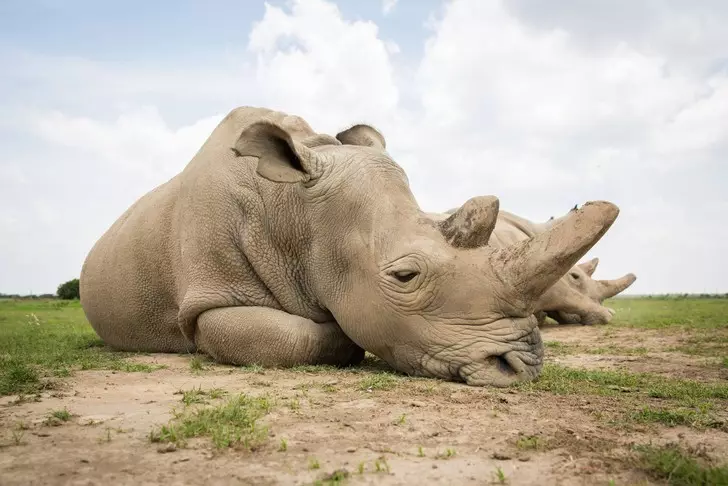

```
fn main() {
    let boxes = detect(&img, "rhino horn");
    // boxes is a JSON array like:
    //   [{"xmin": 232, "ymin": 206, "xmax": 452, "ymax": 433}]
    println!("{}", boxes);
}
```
[
  {"xmin": 335, "ymin": 124, "xmax": 387, "ymax": 150},
  {"xmin": 438, "ymin": 196, "xmax": 499, "ymax": 249},
  {"xmin": 578, "ymin": 257, "xmax": 600, "ymax": 276},
  {"xmin": 496, "ymin": 201, "xmax": 619, "ymax": 303},
  {"xmin": 598, "ymin": 273, "xmax": 637, "ymax": 299}
]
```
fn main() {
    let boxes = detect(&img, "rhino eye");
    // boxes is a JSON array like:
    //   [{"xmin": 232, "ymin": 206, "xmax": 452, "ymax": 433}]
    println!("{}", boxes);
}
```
[
  {"xmin": 392, "ymin": 270, "xmax": 419, "ymax": 283},
  {"xmin": 570, "ymin": 272, "xmax": 580, "ymax": 280}
]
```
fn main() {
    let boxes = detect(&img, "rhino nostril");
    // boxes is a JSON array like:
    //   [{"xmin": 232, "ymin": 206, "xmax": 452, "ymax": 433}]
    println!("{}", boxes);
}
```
[{"xmin": 486, "ymin": 355, "xmax": 516, "ymax": 376}]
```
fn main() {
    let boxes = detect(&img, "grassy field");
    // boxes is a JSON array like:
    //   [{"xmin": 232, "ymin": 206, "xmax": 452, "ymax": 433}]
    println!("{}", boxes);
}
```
[
  {"xmin": 0, "ymin": 299, "xmax": 162, "ymax": 396},
  {"xmin": 1, "ymin": 296, "xmax": 727, "ymax": 485}
]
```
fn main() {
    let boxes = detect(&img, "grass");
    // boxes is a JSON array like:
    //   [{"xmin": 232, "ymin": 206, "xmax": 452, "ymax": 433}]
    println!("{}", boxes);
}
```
[
  {"xmin": 50, "ymin": 408, "xmax": 72, "ymax": 422},
  {"xmin": 668, "ymin": 333, "xmax": 728, "ymax": 358},
  {"xmin": 309, "ymin": 458, "xmax": 321, "ymax": 470},
  {"xmin": 634, "ymin": 443, "xmax": 728, "ymax": 485},
  {"xmin": 606, "ymin": 297, "xmax": 728, "ymax": 330},
  {"xmin": 519, "ymin": 364, "xmax": 728, "ymax": 401},
  {"xmin": 358, "ymin": 373, "xmax": 399, "ymax": 391},
  {"xmin": 544, "ymin": 341, "xmax": 648, "ymax": 356},
  {"xmin": 517, "ymin": 364, "xmax": 728, "ymax": 430},
  {"xmin": 493, "ymin": 466, "xmax": 507, "ymax": 484},
  {"xmin": 177, "ymin": 386, "xmax": 227, "ymax": 406},
  {"xmin": 150, "ymin": 392, "xmax": 272, "ymax": 449},
  {"xmin": 0, "ymin": 299, "xmax": 164, "ymax": 396},
  {"xmin": 516, "ymin": 435, "xmax": 546, "ymax": 450},
  {"xmin": 628, "ymin": 406, "xmax": 718, "ymax": 429}
]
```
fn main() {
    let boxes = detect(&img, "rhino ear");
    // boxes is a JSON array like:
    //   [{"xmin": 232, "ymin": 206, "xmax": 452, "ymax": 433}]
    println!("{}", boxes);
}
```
[
  {"xmin": 233, "ymin": 121, "xmax": 322, "ymax": 183},
  {"xmin": 438, "ymin": 196, "xmax": 499, "ymax": 248},
  {"xmin": 578, "ymin": 257, "xmax": 599, "ymax": 276},
  {"xmin": 335, "ymin": 124, "xmax": 387, "ymax": 150}
]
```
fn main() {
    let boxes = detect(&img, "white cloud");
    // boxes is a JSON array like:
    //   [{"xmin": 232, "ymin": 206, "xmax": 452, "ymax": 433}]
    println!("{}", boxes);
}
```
[
  {"xmin": 382, "ymin": 0, "xmax": 398, "ymax": 15},
  {"xmin": 248, "ymin": 0, "xmax": 400, "ymax": 132},
  {"xmin": 2, "ymin": 0, "xmax": 727, "ymax": 295}
]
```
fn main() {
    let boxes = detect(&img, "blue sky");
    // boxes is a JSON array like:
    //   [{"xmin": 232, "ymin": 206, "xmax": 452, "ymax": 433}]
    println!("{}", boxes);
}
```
[{"xmin": 2, "ymin": 0, "xmax": 728, "ymax": 295}]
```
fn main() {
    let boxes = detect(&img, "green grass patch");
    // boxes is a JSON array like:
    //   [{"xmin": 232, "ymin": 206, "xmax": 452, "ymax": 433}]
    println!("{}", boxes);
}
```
[
  {"xmin": 0, "ymin": 299, "xmax": 165, "ymax": 396},
  {"xmin": 606, "ymin": 298, "xmax": 728, "ymax": 330},
  {"xmin": 634, "ymin": 443, "xmax": 728, "ymax": 485},
  {"xmin": 667, "ymin": 333, "xmax": 728, "ymax": 359},
  {"xmin": 50, "ymin": 408, "xmax": 72, "ymax": 422},
  {"xmin": 150, "ymin": 393, "xmax": 272, "ymax": 449},
  {"xmin": 544, "ymin": 341, "xmax": 648, "ymax": 356},
  {"xmin": 176, "ymin": 386, "xmax": 227, "ymax": 406},
  {"xmin": 518, "ymin": 364, "xmax": 728, "ymax": 430},
  {"xmin": 516, "ymin": 434, "xmax": 547, "ymax": 450},
  {"xmin": 629, "ymin": 406, "xmax": 721, "ymax": 429},
  {"xmin": 358, "ymin": 373, "xmax": 399, "ymax": 391},
  {"xmin": 290, "ymin": 364, "xmax": 339, "ymax": 373},
  {"xmin": 519, "ymin": 364, "xmax": 728, "ymax": 401}
]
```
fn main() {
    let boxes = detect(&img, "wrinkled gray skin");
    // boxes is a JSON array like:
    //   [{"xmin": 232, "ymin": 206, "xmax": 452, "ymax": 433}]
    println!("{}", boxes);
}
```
[
  {"xmin": 428, "ymin": 208, "xmax": 637, "ymax": 325},
  {"xmin": 80, "ymin": 106, "xmax": 620, "ymax": 387}
]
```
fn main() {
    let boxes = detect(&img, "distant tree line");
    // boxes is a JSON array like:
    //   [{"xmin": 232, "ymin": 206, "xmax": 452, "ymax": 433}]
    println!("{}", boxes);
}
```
[
  {"xmin": 0, "ymin": 278, "xmax": 81, "ymax": 300},
  {"xmin": 57, "ymin": 278, "xmax": 80, "ymax": 300},
  {"xmin": 612, "ymin": 293, "xmax": 728, "ymax": 300}
]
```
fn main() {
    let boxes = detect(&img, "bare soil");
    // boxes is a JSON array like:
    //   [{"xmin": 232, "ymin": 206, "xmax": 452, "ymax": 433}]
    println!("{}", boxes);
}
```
[{"xmin": 1, "ymin": 324, "xmax": 726, "ymax": 486}]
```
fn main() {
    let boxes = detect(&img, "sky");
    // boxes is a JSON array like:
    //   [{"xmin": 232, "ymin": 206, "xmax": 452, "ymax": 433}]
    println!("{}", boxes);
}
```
[{"xmin": 1, "ymin": 0, "xmax": 727, "ymax": 295}]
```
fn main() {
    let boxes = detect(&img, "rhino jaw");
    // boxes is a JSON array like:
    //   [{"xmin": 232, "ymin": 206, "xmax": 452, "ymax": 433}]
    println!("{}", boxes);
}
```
[{"xmin": 456, "ymin": 327, "xmax": 544, "ymax": 388}]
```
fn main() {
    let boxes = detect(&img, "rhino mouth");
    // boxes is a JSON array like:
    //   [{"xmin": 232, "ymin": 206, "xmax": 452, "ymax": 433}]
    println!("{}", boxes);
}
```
[
  {"xmin": 488, "ymin": 354, "xmax": 517, "ymax": 376},
  {"xmin": 456, "ymin": 330, "xmax": 544, "ymax": 388}
]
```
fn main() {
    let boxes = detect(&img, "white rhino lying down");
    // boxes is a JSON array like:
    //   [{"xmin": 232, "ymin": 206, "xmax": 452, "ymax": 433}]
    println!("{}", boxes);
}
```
[
  {"xmin": 544, "ymin": 256, "xmax": 636, "ymax": 325},
  {"xmin": 427, "ymin": 207, "xmax": 636, "ymax": 326},
  {"xmin": 80, "ymin": 106, "xmax": 620, "ymax": 387}
]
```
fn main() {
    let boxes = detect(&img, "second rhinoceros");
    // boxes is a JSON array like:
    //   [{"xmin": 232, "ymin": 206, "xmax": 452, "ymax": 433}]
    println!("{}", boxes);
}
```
[
  {"xmin": 80, "ymin": 106, "xmax": 620, "ymax": 387},
  {"xmin": 427, "ymin": 207, "xmax": 637, "ymax": 325}
]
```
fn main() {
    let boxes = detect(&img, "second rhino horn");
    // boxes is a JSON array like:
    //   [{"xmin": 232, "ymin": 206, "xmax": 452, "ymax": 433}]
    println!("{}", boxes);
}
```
[
  {"xmin": 438, "ymin": 196, "xmax": 500, "ymax": 249},
  {"xmin": 495, "ymin": 201, "xmax": 620, "ymax": 304}
]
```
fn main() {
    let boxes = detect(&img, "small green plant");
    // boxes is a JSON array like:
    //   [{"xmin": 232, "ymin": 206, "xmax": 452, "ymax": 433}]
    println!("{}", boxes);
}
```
[
  {"xmin": 279, "ymin": 438, "xmax": 288, "ymax": 452},
  {"xmin": 396, "ymin": 413, "xmax": 406, "ymax": 425},
  {"xmin": 493, "ymin": 466, "xmax": 507, "ymax": 484},
  {"xmin": 437, "ymin": 447, "xmax": 456, "ymax": 459},
  {"xmin": 12, "ymin": 423, "xmax": 27, "ymax": 445},
  {"xmin": 309, "ymin": 458, "xmax": 321, "ymax": 470},
  {"xmin": 189, "ymin": 355, "xmax": 205, "ymax": 372},
  {"xmin": 516, "ymin": 435, "xmax": 544, "ymax": 450},
  {"xmin": 323, "ymin": 469, "xmax": 349, "ymax": 483},
  {"xmin": 417, "ymin": 445, "xmax": 425, "ymax": 457},
  {"xmin": 374, "ymin": 457, "xmax": 390, "ymax": 473},
  {"xmin": 288, "ymin": 398, "xmax": 301, "ymax": 410},
  {"xmin": 51, "ymin": 408, "xmax": 72, "ymax": 422},
  {"xmin": 357, "ymin": 462, "xmax": 365, "ymax": 474}
]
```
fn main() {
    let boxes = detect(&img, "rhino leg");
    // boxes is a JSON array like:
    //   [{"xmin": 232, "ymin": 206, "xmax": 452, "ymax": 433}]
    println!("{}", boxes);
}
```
[{"xmin": 194, "ymin": 306, "xmax": 365, "ymax": 368}]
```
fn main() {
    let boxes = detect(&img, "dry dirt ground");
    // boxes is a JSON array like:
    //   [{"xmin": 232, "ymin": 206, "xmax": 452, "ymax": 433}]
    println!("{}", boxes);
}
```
[{"xmin": 1, "ymin": 324, "xmax": 726, "ymax": 486}]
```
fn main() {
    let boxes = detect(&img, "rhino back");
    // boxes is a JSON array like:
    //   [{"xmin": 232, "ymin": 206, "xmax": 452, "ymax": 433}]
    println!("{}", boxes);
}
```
[
  {"xmin": 80, "ymin": 177, "xmax": 187, "ymax": 352},
  {"xmin": 81, "ymin": 107, "xmax": 333, "ymax": 352}
]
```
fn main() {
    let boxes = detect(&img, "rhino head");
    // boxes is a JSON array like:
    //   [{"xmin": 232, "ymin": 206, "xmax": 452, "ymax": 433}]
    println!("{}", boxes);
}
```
[
  {"xmin": 544, "ymin": 257, "xmax": 637, "ymax": 325},
  {"xmin": 264, "ymin": 124, "xmax": 620, "ymax": 387}
]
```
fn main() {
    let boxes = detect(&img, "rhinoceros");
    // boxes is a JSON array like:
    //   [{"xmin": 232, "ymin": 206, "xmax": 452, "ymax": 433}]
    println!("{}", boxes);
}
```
[
  {"xmin": 426, "ymin": 207, "xmax": 636, "ymax": 325},
  {"xmin": 80, "ymin": 106, "xmax": 619, "ymax": 387}
]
